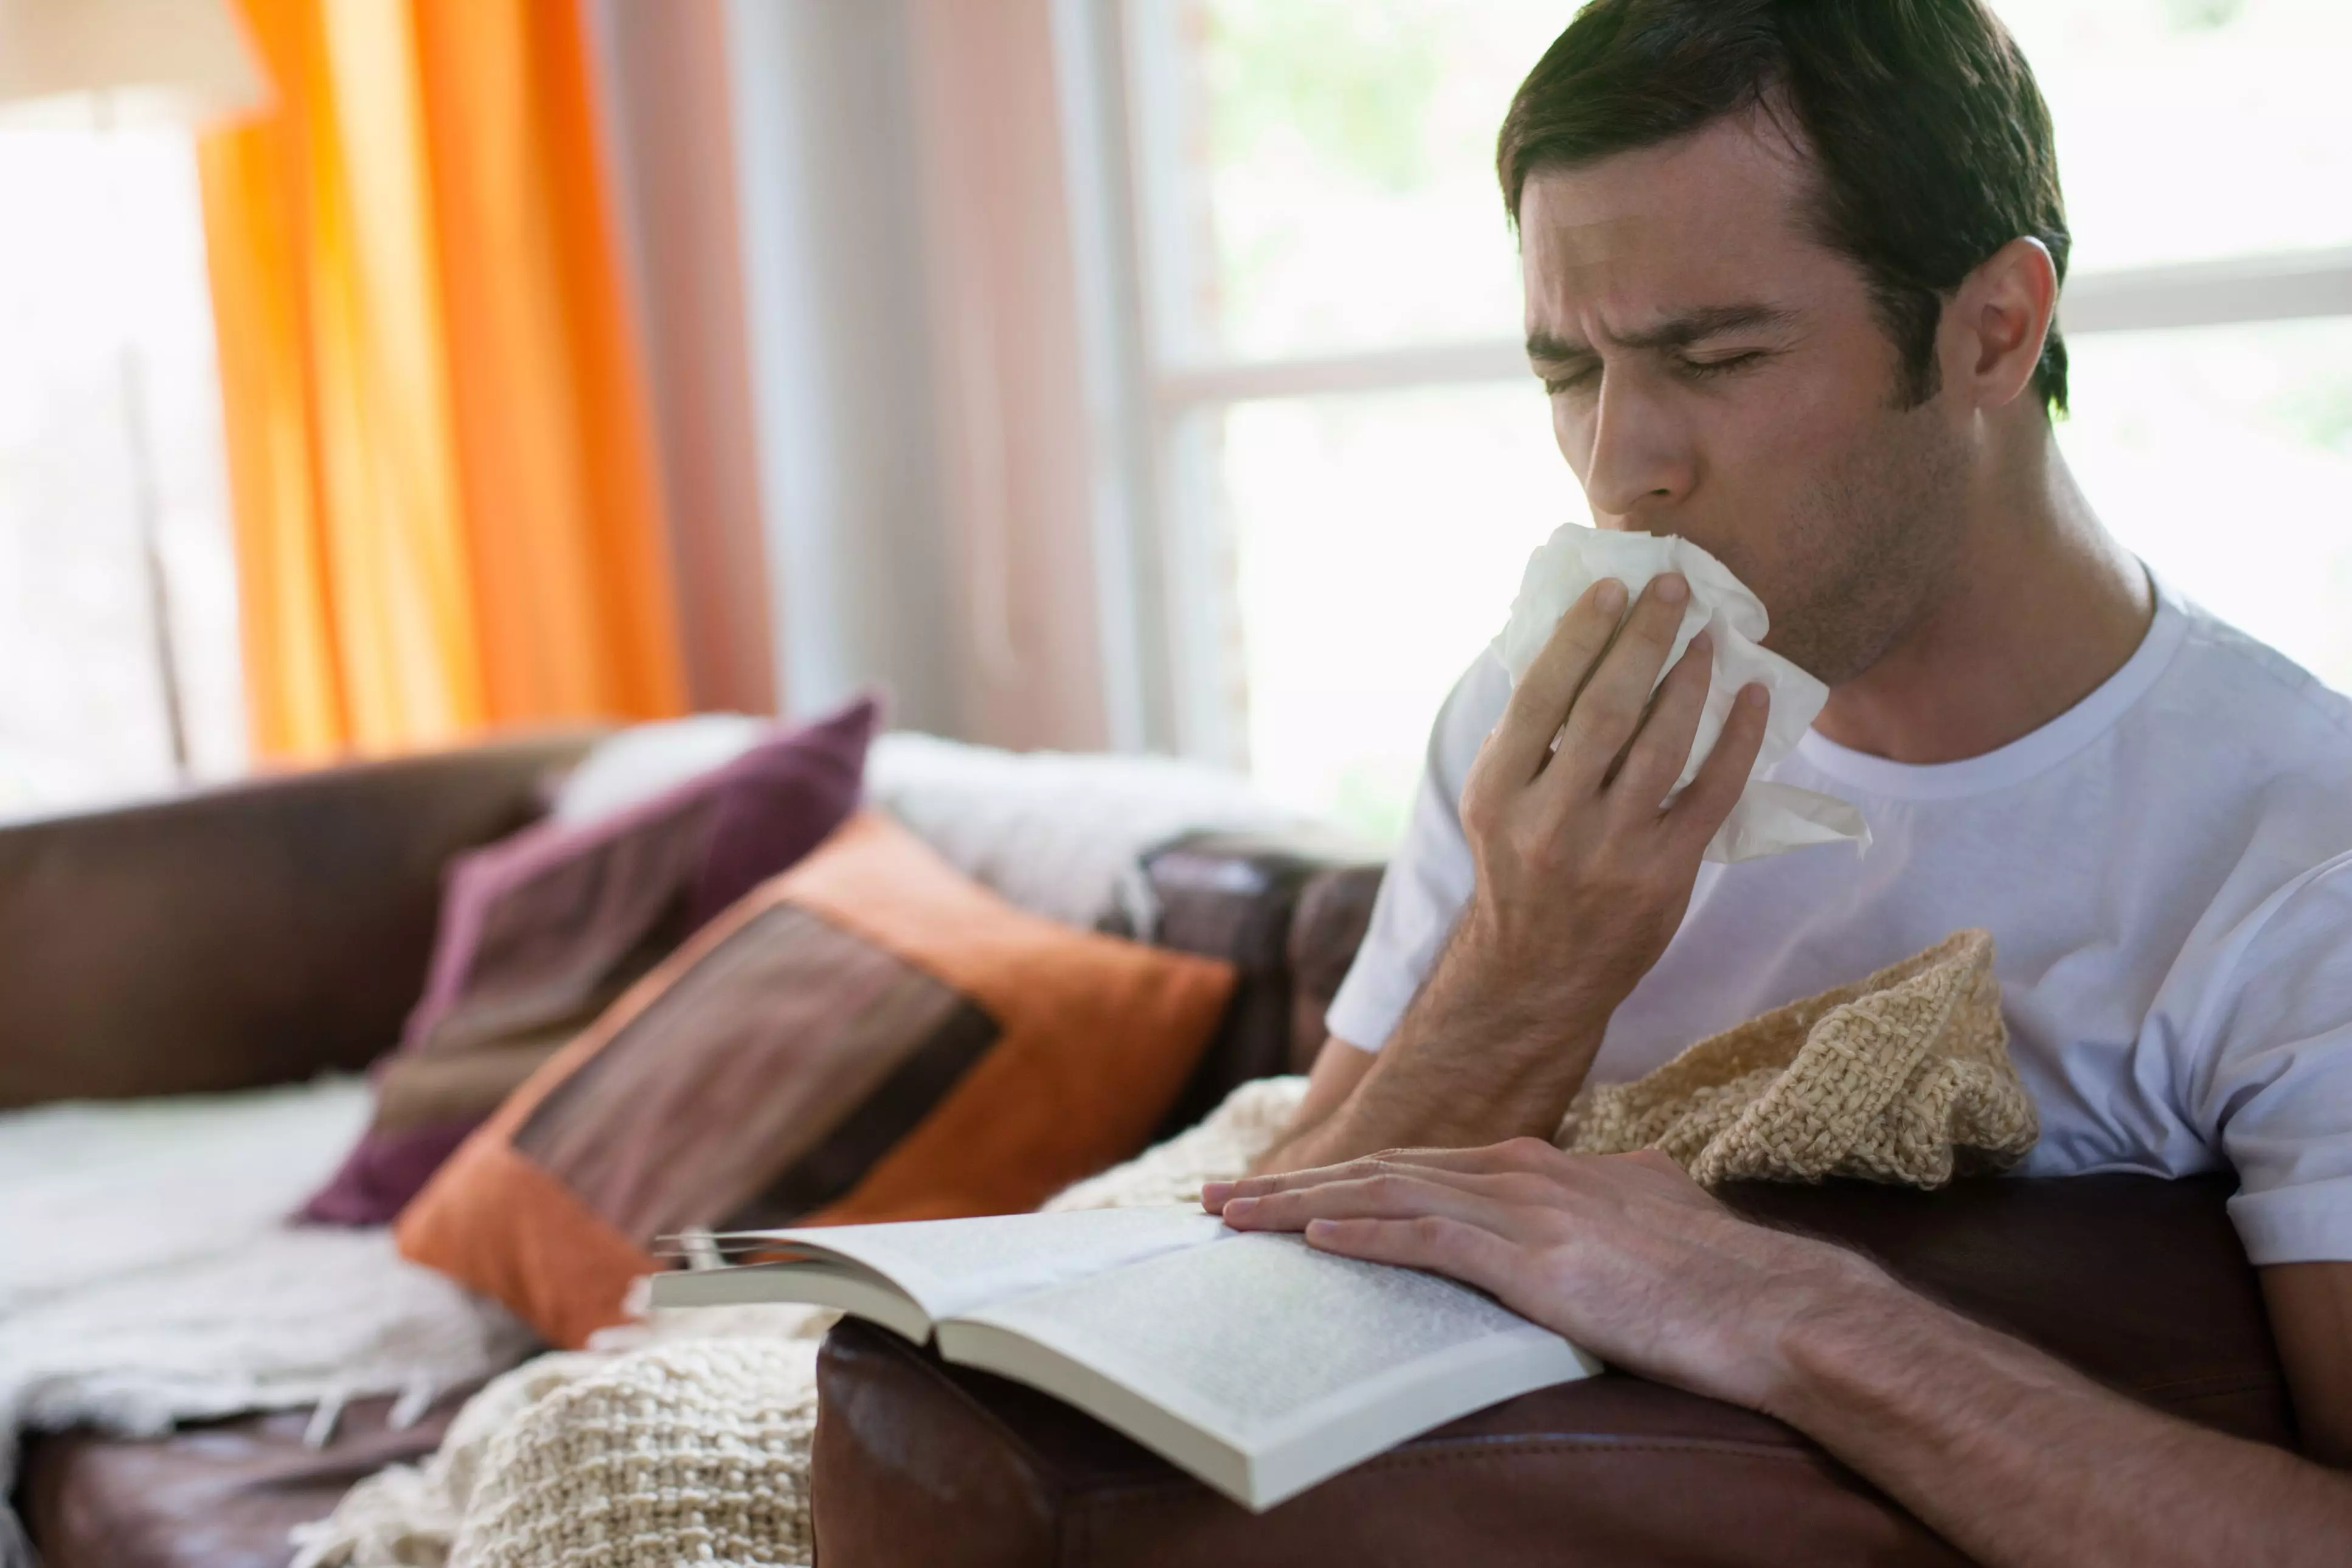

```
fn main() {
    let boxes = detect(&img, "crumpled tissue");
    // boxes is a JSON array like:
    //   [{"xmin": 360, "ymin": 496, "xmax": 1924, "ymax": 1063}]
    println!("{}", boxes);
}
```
[{"xmin": 1491, "ymin": 523, "xmax": 1870, "ymax": 863}]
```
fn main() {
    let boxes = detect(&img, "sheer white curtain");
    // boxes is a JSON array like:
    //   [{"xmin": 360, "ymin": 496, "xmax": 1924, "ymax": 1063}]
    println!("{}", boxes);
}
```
[
  {"xmin": 712, "ymin": 0, "xmax": 1116, "ymax": 754},
  {"xmin": 904, "ymin": 0, "xmax": 1117, "ymax": 754}
]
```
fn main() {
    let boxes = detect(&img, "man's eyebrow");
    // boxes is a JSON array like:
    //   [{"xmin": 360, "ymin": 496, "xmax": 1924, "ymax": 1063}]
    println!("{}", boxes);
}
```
[
  {"xmin": 1524, "ymin": 330, "xmax": 1597, "ymax": 365},
  {"xmin": 1525, "ymin": 304, "xmax": 1797, "ymax": 363}
]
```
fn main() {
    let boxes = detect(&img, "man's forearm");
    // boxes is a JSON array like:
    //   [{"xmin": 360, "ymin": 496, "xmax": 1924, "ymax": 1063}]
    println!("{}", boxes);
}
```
[
  {"xmin": 1771, "ymin": 1266, "xmax": 2352, "ymax": 1567},
  {"xmin": 1267, "ymin": 924, "xmax": 1612, "ymax": 1171}
]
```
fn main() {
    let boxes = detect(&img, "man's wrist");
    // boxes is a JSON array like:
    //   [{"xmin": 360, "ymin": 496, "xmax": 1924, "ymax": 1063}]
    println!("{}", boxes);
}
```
[
  {"xmin": 1748, "ymin": 1243, "xmax": 1924, "ymax": 1429},
  {"xmin": 1412, "ymin": 915, "xmax": 1618, "ymax": 1087},
  {"xmin": 1300, "ymin": 907, "xmax": 1629, "ymax": 1162},
  {"xmin": 1454, "ymin": 900, "xmax": 1633, "ymax": 1031}
]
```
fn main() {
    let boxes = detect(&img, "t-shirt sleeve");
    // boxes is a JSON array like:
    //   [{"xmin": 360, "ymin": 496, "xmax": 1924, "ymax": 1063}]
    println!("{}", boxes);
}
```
[
  {"xmin": 1324, "ymin": 653, "xmax": 1512, "ymax": 1052},
  {"xmin": 2199, "ymin": 852, "xmax": 2352, "ymax": 1265}
]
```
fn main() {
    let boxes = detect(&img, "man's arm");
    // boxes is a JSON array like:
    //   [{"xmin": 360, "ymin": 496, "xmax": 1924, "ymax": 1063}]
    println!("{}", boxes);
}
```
[
  {"xmin": 1207, "ymin": 1143, "xmax": 2352, "ymax": 1567},
  {"xmin": 1258, "ymin": 571, "xmax": 1771, "ymax": 1174},
  {"xmin": 1777, "ymin": 1257, "xmax": 2352, "ymax": 1566}
]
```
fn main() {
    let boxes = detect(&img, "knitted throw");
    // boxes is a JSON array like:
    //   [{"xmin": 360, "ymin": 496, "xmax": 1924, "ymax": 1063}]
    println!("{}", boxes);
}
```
[
  {"xmin": 452, "ymin": 1336, "xmax": 824, "ymax": 1568},
  {"xmin": 1558, "ymin": 928, "xmax": 2035, "ymax": 1185}
]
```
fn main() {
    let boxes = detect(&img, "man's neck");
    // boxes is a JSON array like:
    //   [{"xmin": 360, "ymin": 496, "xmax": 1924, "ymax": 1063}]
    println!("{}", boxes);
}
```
[{"xmin": 1809, "ymin": 432, "xmax": 2154, "ymax": 767}]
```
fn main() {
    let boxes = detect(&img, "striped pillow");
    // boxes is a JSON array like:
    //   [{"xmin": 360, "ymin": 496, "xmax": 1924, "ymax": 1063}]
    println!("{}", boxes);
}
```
[
  {"xmin": 395, "ymin": 811, "xmax": 1236, "ymax": 1347},
  {"xmin": 300, "ymin": 696, "xmax": 876, "ymax": 1226}
]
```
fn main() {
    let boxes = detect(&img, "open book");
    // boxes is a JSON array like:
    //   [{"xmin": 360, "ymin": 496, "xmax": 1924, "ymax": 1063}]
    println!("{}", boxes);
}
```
[{"xmin": 650, "ymin": 1204, "xmax": 1600, "ymax": 1511}]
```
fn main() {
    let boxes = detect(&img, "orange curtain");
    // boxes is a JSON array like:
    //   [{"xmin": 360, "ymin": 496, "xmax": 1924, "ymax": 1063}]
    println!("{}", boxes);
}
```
[{"xmin": 197, "ymin": 0, "xmax": 685, "ymax": 761}]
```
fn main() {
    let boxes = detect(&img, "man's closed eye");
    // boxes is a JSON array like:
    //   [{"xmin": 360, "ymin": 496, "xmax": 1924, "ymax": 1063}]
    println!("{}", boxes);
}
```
[{"xmin": 1674, "ymin": 350, "xmax": 1771, "ymax": 381}]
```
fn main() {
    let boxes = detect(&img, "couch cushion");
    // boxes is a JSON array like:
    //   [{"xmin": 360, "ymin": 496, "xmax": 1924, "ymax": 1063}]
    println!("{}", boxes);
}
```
[
  {"xmin": 17, "ymin": 1388, "xmax": 470, "ymax": 1568},
  {"xmin": 810, "ymin": 1172, "xmax": 2291, "ymax": 1567}
]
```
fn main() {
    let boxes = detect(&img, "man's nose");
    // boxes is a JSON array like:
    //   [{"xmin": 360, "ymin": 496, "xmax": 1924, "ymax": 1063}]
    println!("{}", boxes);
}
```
[{"xmin": 1583, "ymin": 375, "xmax": 1696, "ymax": 522}]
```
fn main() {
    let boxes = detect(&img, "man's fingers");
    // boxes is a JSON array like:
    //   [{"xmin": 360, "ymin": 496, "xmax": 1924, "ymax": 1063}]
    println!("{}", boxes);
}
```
[
  {"xmin": 1481, "ymin": 578, "xmax": 1627, "ymax": 787},
  {"xmin": 1542, "ymin": 576, "xmax": 1692, "ymax": 801},
  {"xmin": 1300, "ymin": 1214, "xmax": 1521, "ymax": 1296},
  {"xmin": 1608, "ymin": 628, "xmax": 1713, "ymax": 808},
  {"xmin": 1667, "ymin": 682, "xmax": 1771, "ymax": 846},
  {"xmin": 1202, "ymin": 1142, "xmax": 1541, "ymax": 1213},
  {"xmin": 1219, "ymin": 1167, "xmax": 1534, "ymax": 1240},
  {"xmin": 1203, "ymin": 1160, "xmax": 1384, "ymax": 1212}
]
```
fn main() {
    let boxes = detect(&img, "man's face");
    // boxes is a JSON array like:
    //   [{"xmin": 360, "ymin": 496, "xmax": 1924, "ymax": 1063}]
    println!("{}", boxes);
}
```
[{"xmin": 1519, "ymin": 112, "xmax": 1968, "ymax": 683}]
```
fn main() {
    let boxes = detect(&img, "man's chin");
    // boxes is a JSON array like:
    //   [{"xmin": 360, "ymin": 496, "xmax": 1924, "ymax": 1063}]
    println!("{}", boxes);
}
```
[
  {"xmin": 1758, "ymin": 631, "xmax": 1842, "ymax": 685},
  {"xmin": 1763, "ymin": 606, "xmax": 1909, "ymax": 690}
]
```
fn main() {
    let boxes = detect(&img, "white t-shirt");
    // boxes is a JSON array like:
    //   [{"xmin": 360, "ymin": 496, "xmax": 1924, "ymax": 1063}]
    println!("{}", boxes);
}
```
[{"xmin": 1328, "ymin": 578, "xmax": 2352, "ymax": 1266}]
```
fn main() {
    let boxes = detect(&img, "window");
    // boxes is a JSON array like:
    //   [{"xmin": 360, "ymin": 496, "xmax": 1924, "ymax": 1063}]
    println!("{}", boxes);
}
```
[
  {"xmin": 1068, "ymin": 0, "xmax": 2352, "ymax": 842},
  {"xmin": 0, "ymin": 125, "xmax": 243, "ymax": 816}
]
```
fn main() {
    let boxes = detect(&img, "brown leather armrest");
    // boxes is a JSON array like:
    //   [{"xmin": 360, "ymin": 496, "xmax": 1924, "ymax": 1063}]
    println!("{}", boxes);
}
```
[
  {"xmin": 1140, "ymin": 830, "xmax": 1382, "ymax": 1136},
  {"xmin": 0, "ymin": 732, "xmax": 597, "ymax": 1108},
  {"xmin": 1286, "ymin": 864, "xmax": 1384, "ymax": 1073},
  {"xmin": 811, "ymin": 1173, "xmax": 2289, "ymax": 1567}
]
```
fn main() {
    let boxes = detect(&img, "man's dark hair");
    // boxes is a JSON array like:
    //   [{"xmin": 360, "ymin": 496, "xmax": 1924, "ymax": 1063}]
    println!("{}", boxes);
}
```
[{"xmin": 1497, "ymin": 0, "xmax": 2070, "ymax": 414}]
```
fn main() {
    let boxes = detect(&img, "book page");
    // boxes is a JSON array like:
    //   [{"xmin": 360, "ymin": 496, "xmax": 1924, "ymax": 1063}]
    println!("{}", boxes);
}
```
[
  {"xmin": 942, "ymin": 1231, "xmax": 1597, "ymax": 1508},
  {"xmin": 721, "ymin": 1204, "xmax": 1227, "ymax": 1324},
  {"xmin": 650, "ymin": 1256, "xmax": 932, "ymax": 1341}
]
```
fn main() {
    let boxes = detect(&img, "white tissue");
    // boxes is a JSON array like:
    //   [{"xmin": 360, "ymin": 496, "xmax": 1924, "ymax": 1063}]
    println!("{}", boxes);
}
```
[{"xmin": 1491, "ymin": 524, "xmax": 1870, "ymax": 863}]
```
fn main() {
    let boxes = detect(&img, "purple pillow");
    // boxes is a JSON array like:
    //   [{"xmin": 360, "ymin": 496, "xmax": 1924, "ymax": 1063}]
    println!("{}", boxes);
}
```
[{"xmin": 299, "ymin": 695, "xmax": 878, "ymax": 1226}]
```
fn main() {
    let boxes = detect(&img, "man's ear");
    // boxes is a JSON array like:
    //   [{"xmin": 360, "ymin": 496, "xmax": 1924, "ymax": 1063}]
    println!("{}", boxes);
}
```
[{"xmin": 1944, "ymin": 236, "xmax": 2058, "ymax": 412}]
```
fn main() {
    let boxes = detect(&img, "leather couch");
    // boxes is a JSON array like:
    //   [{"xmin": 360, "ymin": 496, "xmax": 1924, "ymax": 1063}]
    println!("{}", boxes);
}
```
[
  {"xmin": 2, "ymin": 744, "xmax": 2298, "ymax": 1567},
  {"xmin": 2, "ymin": 741, "xmax": 1381, "ymax": 1568},
  {"xmin": 5, "ymin": 737, "xmax": 595, "ymax": 1568}
]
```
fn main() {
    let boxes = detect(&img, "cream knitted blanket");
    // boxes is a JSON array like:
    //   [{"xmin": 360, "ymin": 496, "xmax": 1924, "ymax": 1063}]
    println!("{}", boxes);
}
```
[
  {"xmin": 1559, "ymin": 928, "xmax": 2034, "ymax": 1185},
  {"xmin": 294, "ymin": 935, "xmax": 2032, "ymax": 1567},
  {"xmin": 288, "ymin": 1081, "xmax": 1308, "ymax": 1568}
]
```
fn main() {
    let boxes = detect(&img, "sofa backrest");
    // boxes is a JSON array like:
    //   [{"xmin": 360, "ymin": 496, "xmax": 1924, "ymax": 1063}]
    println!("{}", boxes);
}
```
[
  {"xmin": 0, "ymin": 734, "xmax": 597, "ymax": 1108},
  {"xmin": 0, "ymin": 747, "xmax": 1381, "ymax": 1118}
]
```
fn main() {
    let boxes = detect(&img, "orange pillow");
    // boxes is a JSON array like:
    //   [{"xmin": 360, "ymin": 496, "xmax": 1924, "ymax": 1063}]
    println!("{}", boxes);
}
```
[{"xmin": 396, "ymin": 811, "xmax": 1236, "ymax": 1347}]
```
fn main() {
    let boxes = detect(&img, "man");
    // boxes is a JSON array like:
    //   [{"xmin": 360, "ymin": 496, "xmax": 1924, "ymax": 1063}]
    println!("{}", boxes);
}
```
[{"xmin": 1204, "ymin": 2, "xmax": 2352, "ymax": 1561}]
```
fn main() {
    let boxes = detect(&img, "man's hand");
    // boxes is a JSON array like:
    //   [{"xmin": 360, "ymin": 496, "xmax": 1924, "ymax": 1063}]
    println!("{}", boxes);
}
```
[
  {"xmin": 1453, "ymin": 572, "xmax": 1767, "ymax": 1032},
  {"xmin": 1207, "ymin": 1147, "xmax": 2352, "ymax": 1568},
  {"xmin": 1205, "ymin": 1139, "xmax": 1870, "ymax": 1412},
  {"xmin": 1258, "ymin": 574, "xmax": 1771, "ymax": 1170}
]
